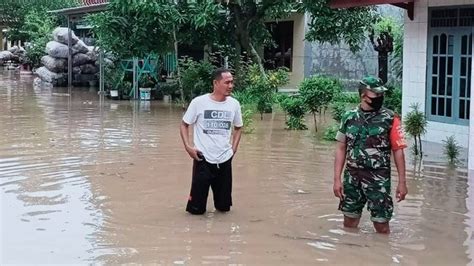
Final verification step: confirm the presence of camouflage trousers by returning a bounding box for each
[339,167,393,223]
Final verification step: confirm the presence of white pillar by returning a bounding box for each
[470,33,474,170]
[468,29,474,263]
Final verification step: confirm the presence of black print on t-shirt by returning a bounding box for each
[203,110,232,135]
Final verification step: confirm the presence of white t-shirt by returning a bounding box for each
[183,94,243,164]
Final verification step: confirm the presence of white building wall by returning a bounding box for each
[402,0,473,148]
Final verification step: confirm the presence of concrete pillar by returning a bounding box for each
[0,30,3,51]
[470,33,474,171]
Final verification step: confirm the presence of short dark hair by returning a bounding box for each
[212,68,231,81]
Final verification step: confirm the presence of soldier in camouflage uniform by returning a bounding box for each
[333,76,407,234]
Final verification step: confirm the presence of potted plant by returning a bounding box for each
[105,68,124,100]
[138,74,156,100]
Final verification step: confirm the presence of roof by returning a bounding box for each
[329,0,415,20]
[329,0,414,8]
[49,0,108,17]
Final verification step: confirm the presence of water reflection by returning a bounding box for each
[0,70,472,265]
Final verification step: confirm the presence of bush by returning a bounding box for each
[331,103,347,122]
[241,105,255,134]
[279,94,307,130]
[333,91,360,104]
[323,124,339,141]
[404,103,427,156]
[443,135,461,165]
[299,76,343,131]
[178,57,213,103]
[245,64,289,120]
[23,10,57,68]
[384,85,402,114]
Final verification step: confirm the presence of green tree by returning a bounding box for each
[87,0,182,58]
[304,0,378,52]
[22,10,57,67]
[0,0,77,42]
[299,76,342,132]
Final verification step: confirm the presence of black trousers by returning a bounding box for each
[186,157,233,215]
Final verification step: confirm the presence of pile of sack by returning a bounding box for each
[36,27,111,86]
[0,46,27,65]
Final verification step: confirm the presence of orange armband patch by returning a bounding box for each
[390,115,407,150]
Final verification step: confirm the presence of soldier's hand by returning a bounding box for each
[396,182,407,202]
[333,181,344,200]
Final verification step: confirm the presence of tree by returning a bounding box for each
[22,10,58,68]
[221,0,377,75]
[299,76,342,132]
[87,0,182,58]
[303,0,378,52]
[0,0,77,42]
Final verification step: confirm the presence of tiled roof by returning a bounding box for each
[80,0,109,5]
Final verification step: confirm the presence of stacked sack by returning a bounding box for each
[0,46,27,65]
[36,27,110,86]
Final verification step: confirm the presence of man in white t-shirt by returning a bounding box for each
[179,68,243,215]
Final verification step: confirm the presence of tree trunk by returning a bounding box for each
[229,3,266,77]
[418,134,423,156]
[378,51,388,84]
[173,27,185,109]
[313,112,318,132]
[414,135,419,156]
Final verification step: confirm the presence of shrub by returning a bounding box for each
[279,94,307,130]
[404,103,428,156]
[246,64,289,120]
[443,135,461,165]
[178,57,213,103]
[323,124,339,141]
[384,85,402,114]
[299,76,343,131]
[331,103,347,122]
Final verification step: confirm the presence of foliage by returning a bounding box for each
[404,103,428,156]
[323,124,339,141]
[87,0,182,58]
[331,102,347,123]
[21,10,57,67]
[138,74,157,88]
[82,0,377,74]
[304,1,378,52]
[232,89,256,106]
[384,85,402,114]
[443,135,461,166]
[279,94,307,130]
[178,57,214,103]
[245,64,289,119]
[333,91,360,104]
[177,1,230,49]
[299,76,343,131]
[241,105,255,134]
[0,0,77,41]
[231,89,257,133]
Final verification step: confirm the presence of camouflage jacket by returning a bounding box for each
[336,106,395,170]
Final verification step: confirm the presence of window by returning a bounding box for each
[264,21,293,71]
[427,8,472,125]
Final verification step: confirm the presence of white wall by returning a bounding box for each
[402,0,473,148]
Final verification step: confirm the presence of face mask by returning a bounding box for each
[367,95,384,111]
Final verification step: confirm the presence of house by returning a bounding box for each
[331,0,473,170]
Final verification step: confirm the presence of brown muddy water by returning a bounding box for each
[0,70,473,265]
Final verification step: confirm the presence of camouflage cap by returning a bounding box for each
[359,76,387,93]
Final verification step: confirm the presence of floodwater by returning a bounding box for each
[0,70,473,265]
